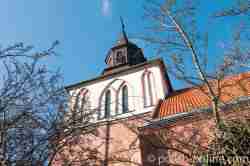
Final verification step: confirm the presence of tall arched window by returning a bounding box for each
[122,85,129,113]
[148,72,154,105]
[142,71,156,107]
[80,90,90,108]
[80,90,90,120]
[104,90,111,118]
[73,88,91,121]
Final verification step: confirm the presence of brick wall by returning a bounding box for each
[141,109,250,166]
[53,108,250,166]
[53,113,151,166]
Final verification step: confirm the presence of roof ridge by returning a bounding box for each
[156,71,250,118]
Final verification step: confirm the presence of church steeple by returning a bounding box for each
[103,19,147,74]
[114,17,129,47]
[120,17,129,44]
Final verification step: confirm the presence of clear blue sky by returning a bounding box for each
[0,1,241,89]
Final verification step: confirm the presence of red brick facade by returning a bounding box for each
[55,72,250,166]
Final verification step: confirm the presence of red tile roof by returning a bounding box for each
[155,72,250,119]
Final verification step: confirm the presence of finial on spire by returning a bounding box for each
[120,16,125,31]
[120,16,128,43]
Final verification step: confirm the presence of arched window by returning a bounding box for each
[147,72,154,105]
[80,90,90,107]
[122,85,129,113]
[80,90,90,120]
[104,90,111,118]
[71,88,92,122]
[142,71,156,107]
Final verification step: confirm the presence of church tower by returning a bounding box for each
[65,20,172,121]
[103,18,146,75]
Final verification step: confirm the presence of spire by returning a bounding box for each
[119,17,129,44]
[103,18,147,72]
